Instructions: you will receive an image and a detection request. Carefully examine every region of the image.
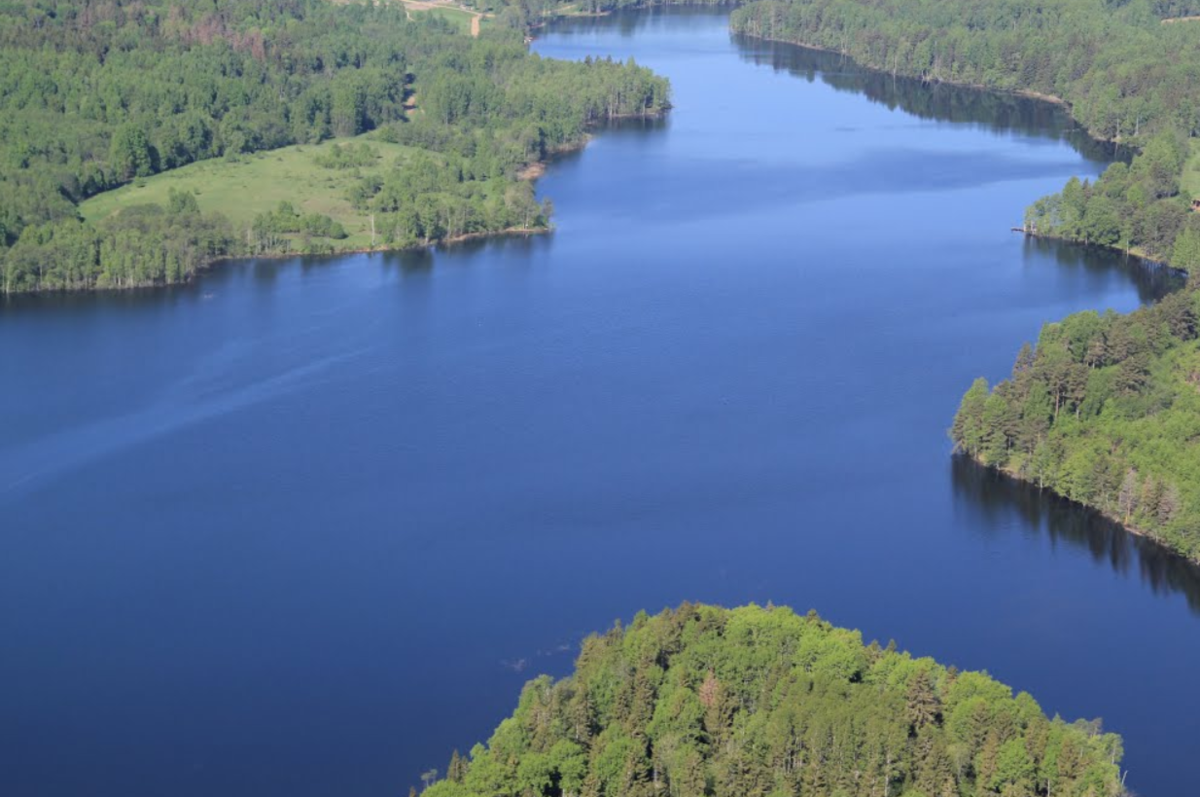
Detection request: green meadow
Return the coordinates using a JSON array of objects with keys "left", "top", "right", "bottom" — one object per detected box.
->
[
  {"left": 409, "top": 5, "right": 478, "bottom": 34},
  {"left": 80, "top": 134, "right": 417, "bottom": 249}
]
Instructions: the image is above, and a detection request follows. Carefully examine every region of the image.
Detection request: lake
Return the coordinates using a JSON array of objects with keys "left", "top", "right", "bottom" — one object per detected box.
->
[{"left": 1, "top": 8, "right": 1196, "bottom": 796}]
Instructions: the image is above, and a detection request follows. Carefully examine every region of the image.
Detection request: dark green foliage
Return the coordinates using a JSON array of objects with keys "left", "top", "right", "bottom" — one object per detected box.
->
[
  {"left": 422, "top": 604, "right": 1125, "bottom": 797},
  {"left": 952, "top": 288, "right": 1200, "bottom": 559},
  {"left": 0, "top": 0, "right": 669, "bottom": 293},
  {"left": 730, "top": 0, "right": 1200, "bottom": 144},
  {"left": 1027, "top": 132, "right": 1195, "bottom": 263}
]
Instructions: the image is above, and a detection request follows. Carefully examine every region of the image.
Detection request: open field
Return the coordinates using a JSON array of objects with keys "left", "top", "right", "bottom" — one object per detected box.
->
[
  {"left": 409, "top": 3, "right": 480, "bottom": 34},
  {"left": 1183, "top": 138, "right": 1200, "bottom": 198},
  {"left": 81, "top": 134, "right": 417, "bottom": 249},
  {"left": 330, "top": 0, "right": 486, "bottom": 36}
]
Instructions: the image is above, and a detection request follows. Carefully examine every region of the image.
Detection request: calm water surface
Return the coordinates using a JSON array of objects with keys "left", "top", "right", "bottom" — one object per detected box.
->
[{"left": 2, "top": 9, "right": 1196, "bottom": 797}]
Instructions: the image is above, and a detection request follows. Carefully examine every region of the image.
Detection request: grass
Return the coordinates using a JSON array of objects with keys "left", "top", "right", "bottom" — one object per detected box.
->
[
  {"left": 80, "top": 134, "right": 416, "bottom": 249},
  {"left": 1182, "top": 138, "right": 1200, "bottom": 199},
  {"left": 410, "top": 5, "right": 477, "bottom": 33}
]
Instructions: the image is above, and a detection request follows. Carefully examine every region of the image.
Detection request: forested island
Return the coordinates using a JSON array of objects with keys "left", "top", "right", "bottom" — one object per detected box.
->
[
  {"left": 0, "top": 0, "right": 668, "bottom": 294},
  {"left": 419, "top": 604, "right": 1126, "bottom": 797}
]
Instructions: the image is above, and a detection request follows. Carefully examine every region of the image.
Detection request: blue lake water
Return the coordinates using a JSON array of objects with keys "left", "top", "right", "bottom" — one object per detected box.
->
[{"left": 1, "top": 8, "right": 1195, "bottom": 796}]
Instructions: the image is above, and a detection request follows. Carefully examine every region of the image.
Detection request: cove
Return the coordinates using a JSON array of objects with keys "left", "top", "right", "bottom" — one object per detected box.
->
[{"left": 0, "top": 8, "right": 1195, "bottom": 797}]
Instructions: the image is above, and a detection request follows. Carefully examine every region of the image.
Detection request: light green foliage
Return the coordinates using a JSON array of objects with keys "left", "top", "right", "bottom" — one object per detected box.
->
[
  {"left": 421, "top": 604, "right": 1126, "bottom": 797},
  {"left": 953, "top": 288, "right": 1200, "bottom": 559},
  {"left": 1028, "top": 131, "right": 1195, "bottom": 264},
  {"left": 1182, "top": 139, "right": 1200, "bottom": 198},
  {"left": 81, "top": 134, "right": 411, "bottom": 250}
]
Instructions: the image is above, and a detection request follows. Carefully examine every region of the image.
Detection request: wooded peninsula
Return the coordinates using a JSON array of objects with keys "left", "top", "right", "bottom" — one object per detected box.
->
[
  {"left": 0, "top": 0, "right": 669, "bottom": 294},
  {"left": 418, "top": 604, "right": 1126, "bottom": 797}
]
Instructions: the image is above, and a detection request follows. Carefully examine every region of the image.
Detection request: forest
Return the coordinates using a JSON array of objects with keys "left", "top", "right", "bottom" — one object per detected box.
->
[
  {"left": 952, "top": 288, "right": 1200, "bottom": 561},
  {"left": 419, "top": 603, "right": 1125, "bottom": 797},
  {"left": 0, "top": 0, "right": 668, "bottom": 293},
  {"left": 1025, "top": 133, "right": 1200, "bottom": 269},
  {"left": 730, "top": 0, "right": 1200, "bottom": 144}
]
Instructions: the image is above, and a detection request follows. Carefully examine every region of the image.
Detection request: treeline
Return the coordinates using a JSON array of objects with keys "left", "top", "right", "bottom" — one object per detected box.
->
[
  {"left": 730, "top": 0, "right": 1200, "bottom": 144},
  {"left": 1026, "top": 131, "right": 1200, "bottom": 269},
  {"left": 952, "top": 289, "right": 1200, "bottom": 560},
  {"left": 0, "top": 0, "right": 669, "bottom": 293},
  {"left": 0, "top": 192, "right": 234, "bottom": 293},
  {"left": 421, "top": 603, "right": 1125, "bottom": 797}
]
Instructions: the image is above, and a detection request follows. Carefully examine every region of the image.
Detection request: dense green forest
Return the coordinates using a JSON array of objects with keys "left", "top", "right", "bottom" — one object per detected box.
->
[
  {"left": 730, "top": 0, "right": 1200, "bottom": 144},
  {"left": 952, "top": 289, "right": 1200, "bottom": 560},
  {"left": 1025, "top": 133, "right": 1200, "bottom": 269},
  {"left": 0, "top": 0, "right": 668, "bottom": 294},
  {"left": 420, "top": 604, "right": 1125, "bottom": 797}
]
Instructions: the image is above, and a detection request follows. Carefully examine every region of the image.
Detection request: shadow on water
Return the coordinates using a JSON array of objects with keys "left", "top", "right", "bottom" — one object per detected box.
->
[
  {"left": 951, "top": 455, "right": 1200, "bottom": 615},
  {"left": 732, "top": 34, "right": 1130, "bottom": 166},
  {"left": 1020, "top": 235, "right": 1186, "bottom": 304},
  {"left": 0, "top": 279, "right": 208, "bottom": 317}
]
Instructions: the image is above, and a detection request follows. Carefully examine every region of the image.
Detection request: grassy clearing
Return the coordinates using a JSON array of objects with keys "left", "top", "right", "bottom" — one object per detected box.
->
[
  {"left": 1182, "top": 138, "right": 1200, "bottom": 198},
  {"left": 80, "top": 134, "right": 416, "bottom": 249},
  {"left": 410, "top": 5, "right": 477, "bottom": 33}
]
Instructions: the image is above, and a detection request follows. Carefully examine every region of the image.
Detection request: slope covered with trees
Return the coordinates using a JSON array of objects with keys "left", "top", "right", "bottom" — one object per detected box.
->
[
  {"left": 421, "top": 603, "right": 1126, "bottom": 797},
  {"left": 0, "top": 0, "right": 668, "bottom": 294},
  {"left": 952, "top": 289, "right": 1200, "bottom": 561},
  {"left": 729, "top": 0, "right": 1200, "bottom": 145}
]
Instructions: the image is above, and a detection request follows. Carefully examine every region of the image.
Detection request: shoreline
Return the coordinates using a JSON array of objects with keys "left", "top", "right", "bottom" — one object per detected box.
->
[
  {"left": 1012, "top": 228, "right": 1190, "bottom": 278},
  {"left": 964, "top": 452, "right": 1199, "bottom": 564},
  {"left": 0, "top": 225, "right": 556, "bottom": 298},
  {"left": 730, "top": 29, "right": 1125, "bottom": 145},
  {"left": 2, "top": 116, "right": 659, "bottom": 297}
]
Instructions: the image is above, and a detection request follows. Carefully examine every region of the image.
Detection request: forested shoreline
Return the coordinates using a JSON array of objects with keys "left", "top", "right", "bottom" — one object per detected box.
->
[
  {"left": 419, "top": 604, "right": 1126, "bottom": 797},
  {"left": 724, "top": 0, "right": 1200, "bottom": 561},
  {"left": 0, "top": 0, "right": 669, "bottom": 294},
  {"left": 730, "top": 0, "right": 1200, "bottom": 145},
  {"left": 952, "top": 289, "right": 1200, "bottom": 561},
  {"left": 1024, "top": 134, "right": 1200, "bottom": 271}
]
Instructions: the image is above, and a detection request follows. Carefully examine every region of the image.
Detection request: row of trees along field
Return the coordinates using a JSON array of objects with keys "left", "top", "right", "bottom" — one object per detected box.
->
[
  {"left": 730, "top": 0, "right": 1200, "bottom": 144},
  {"left": 952, "top": 289, "right": 1200, "bottom": 561},
  {"left": 0, "top": 0, "right": 669, "bottom": 294},
  {"left": 418, "top": 603, "right": 1126, "bottom": 797},
  {"left": 1025, "top": 132, "right": 1200, "bottom": 269}
]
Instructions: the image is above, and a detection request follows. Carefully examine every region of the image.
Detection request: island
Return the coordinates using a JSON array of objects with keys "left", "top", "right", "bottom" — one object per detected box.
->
[{"left": 418, "top": 603, "right": 1126, "bottom": 797}]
